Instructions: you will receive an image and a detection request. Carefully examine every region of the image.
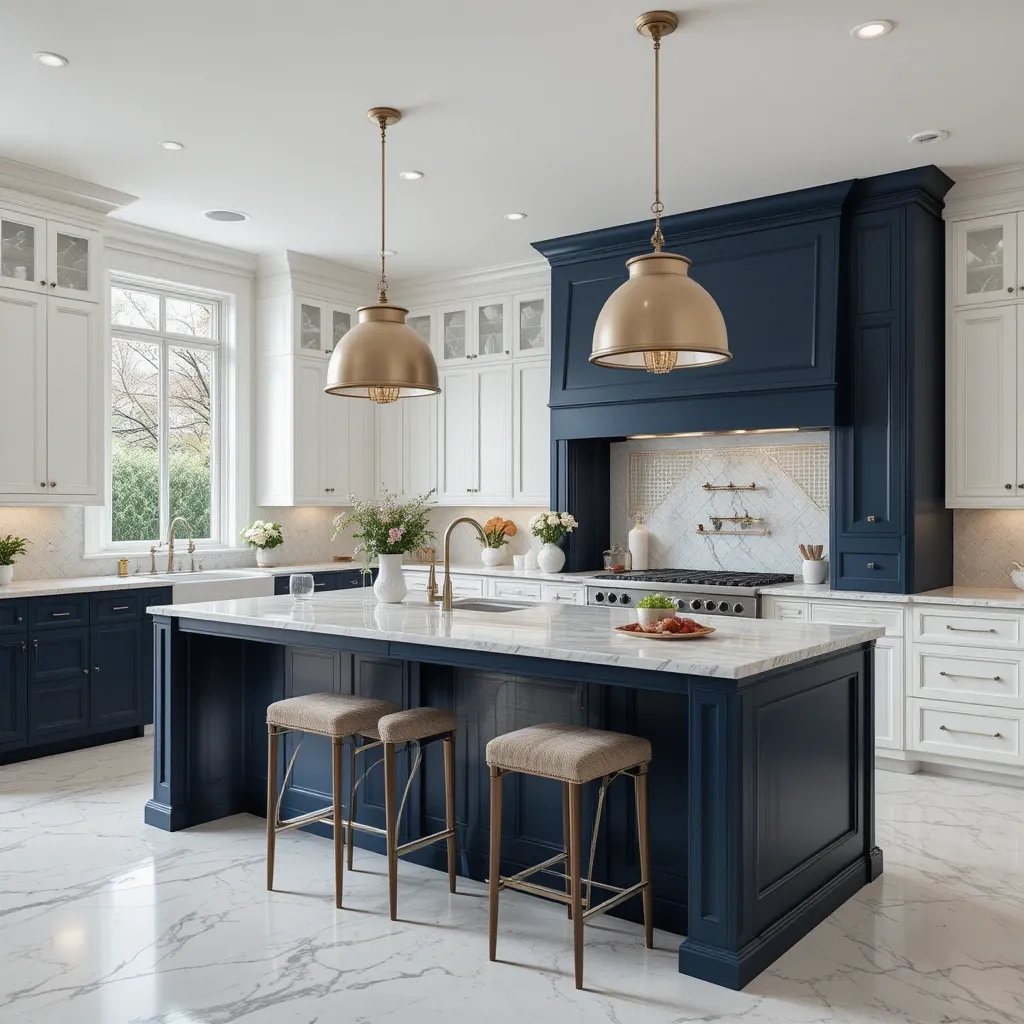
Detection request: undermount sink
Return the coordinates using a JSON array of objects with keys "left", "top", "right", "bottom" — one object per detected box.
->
[
  {"left": 451, "top": 598, "right": 534, "bottom": 613},
  {"left": 164, "top": 569, "right": 275, "bottom": 604}
]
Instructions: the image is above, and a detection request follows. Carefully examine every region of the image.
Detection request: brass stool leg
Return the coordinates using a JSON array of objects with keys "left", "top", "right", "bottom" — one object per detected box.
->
[
  {"left": 332, "top": 737, "right": 344, "bottom": 909},
  {"left": 568, "top": 782, "right": 584, "bottom": 989},
  {"left": 347, "top": 737, "right": 358, "bottom": 871},
  {"left": 488, "top": 765, "right": 503, "bottom": 962},
  {"left": 636, "top": 764, "right": 654, "bottom": 949},
  {"left": 443, "top": 733, "right": 457, "bottom": 893},
  {"left": 562, "top": 783, "right": 572, "bottom": 920},
  {"left": 384, "top": 741, "right": 399, "bottom": 920},
  {"left": 266, "top": 725, "right": 278, "bottom": 892}
]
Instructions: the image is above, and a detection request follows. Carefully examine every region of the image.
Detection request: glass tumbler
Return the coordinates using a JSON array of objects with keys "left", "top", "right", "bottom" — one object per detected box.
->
[{"left": 289, "top": 573, "right": 314, "bottom": 600}]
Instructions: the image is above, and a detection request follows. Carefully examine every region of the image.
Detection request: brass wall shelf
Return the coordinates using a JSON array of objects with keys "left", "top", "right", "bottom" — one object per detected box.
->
[
  {"left": 702, "top": 482, "right": 759, "bottom": 492},
  {"left": 696, "top": 524, "right": 772, "bottom": 536}
]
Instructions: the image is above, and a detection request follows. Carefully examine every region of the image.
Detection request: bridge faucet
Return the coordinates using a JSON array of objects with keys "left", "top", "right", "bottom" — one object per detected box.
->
[
  {"left": 166, "top": 517, "right": 195, "bottom": 574},
  {"left": 432, "top": 517, "right": 487, "bottom": 611}
]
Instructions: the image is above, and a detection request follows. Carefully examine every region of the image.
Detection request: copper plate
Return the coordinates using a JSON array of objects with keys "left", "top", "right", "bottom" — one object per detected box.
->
[{"left": 614, "top": 625, "right": 716, "bottom": 641}]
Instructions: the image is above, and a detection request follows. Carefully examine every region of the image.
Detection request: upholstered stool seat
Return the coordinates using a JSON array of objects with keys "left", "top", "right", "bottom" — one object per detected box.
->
[
  {"left": 486, "top": 722, "right": 653, "bottom": 990},
  {"left": 485, "top": 723, "right": 651, "bottom": 784},
  {"left": 375, "top": 706, "right": 458, "bottom": 744},
  {"left": 267, "top": 693, "right": 398, "bottom": 738}
]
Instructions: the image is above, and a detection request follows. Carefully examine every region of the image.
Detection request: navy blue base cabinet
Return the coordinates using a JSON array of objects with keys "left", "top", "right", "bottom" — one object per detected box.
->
[
  {"left": 0, "top": 585, "right": 170, "bottom": 764},
  {"left": 273, "top": 568, "right": 375, "bottom": 596}
]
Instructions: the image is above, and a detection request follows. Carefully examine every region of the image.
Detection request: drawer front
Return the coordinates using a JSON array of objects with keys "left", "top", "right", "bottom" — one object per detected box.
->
[
  {"left": 311, "top": 572, "right": 339, "bottom": 593},
  {"left": 338, "top": 569, "right": 374, "bottom": 589},
  {"left": 91, "top": 593, "right": 140, "bottom": 623},
  {"left": 907, "top": 697, "right": 1024, "bottom": 766},
  {"left": 764, "top": 598, "right": 808, "bottom": 622},
  {"left": 836, "top": 549, "right": 901, "bottom": 585},
  {"left": 491, "top": 579, "right": 543, "bottom": 602},
  {"left": 809, "top": 600, "right": 904, "bottom": 637},
  {"left": 0, "top": 600, "right": 27, "bottom": 633},
  {"left": 450, "top": 575, "right": 485, "bottom": 598},
  {"left": 541, "top": 584, "right": 584, "bottom": 606},
  {"left": 912, "top": 646, "right": 1024, "bottom": 708},
  {"left": 913, "top": 607, "right": 1022, "bottom": 648},
  {"left": 29, "top": 595, "right": 88, "bottom": 630}
]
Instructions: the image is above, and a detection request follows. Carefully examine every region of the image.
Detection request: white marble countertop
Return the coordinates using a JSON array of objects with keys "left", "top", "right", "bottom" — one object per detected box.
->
[
  {"left": 266, "top": 562, "right": 602, "bottom": 584},
  {"left": 757, "top": 582, "right": 912, "bottom": 603},
  {"left": 146, "top": 591, "right": 883, "bottom": 680},
  {"left": 913, "top": 586, "right": 1024, "bottom": 608},
  {"left": 0, "top": 573, "right": 182, "bottom": 599}
]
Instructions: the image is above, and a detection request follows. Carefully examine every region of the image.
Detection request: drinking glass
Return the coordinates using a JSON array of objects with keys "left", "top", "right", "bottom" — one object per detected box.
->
[
  {"left": 513, "top": 555, "right": 526, "bottom": 572},
  {"left": 289, "top": 573, "right": 314, "bottom": 600}
]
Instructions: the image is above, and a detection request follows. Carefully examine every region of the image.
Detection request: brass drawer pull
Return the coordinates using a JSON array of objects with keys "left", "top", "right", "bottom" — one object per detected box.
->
[
  {"left": 945, "top": 625, "right": 996, "bottom": 634},
  {"left": 939, "top": 670, "right": 1002, "bottom": 681},
  {"left": 939, "top": 724, "right": 1003, "bottom": 739}
]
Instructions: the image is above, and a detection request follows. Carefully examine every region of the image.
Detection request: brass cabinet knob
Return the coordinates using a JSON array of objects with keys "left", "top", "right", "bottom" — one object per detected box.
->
[{"left": 867, "top": 515, "right": 878, "bottom": 522}]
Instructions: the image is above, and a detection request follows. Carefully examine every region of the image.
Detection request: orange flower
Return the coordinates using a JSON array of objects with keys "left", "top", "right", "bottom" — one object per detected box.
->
[
  {"left": 503, "top": 520, "right": 517, "bottom": 537},
  {"left": 484, "top": 516, "right": 502, "bottom": 532}
]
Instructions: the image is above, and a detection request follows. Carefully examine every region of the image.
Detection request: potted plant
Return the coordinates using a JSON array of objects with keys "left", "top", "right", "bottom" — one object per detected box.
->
[
  {"left": 240, "top": 520, "right": 284, "bottom": 567},
  {"left": 480, "top": 517, "right": 517, "bottom": 567},
  {"left": 0, "top": 534, "right": 27, "bottom": 586},
  {"left": 636, "top": 593, "right": 676, "bottom": 628},
  {"left": 528, "top": 511, "right": 579, "bottom": 574},
  {"left": 332, "top": 490, "right": 436, "bottom": 603}
]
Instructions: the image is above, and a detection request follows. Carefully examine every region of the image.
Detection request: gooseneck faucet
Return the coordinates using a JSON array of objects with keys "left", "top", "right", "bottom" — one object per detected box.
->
[
  {"left": 166, "top": 516, "right": 195, "bottom": 573},
  {"left": 432, "top": 517, "right": 487, "bottom": 611}
]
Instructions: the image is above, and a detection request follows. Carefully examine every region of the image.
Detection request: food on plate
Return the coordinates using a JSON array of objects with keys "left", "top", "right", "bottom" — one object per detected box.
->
[
  {"left": 661, "top": 617, "right": 682, "bottom": 633},
  {"left": 617, "top": 615, "right": 713, "bottom": 636}
]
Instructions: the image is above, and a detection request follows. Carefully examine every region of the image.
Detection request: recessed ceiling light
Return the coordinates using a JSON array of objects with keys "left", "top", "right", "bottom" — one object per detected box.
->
[
  {"left": 399, "top": 170, "right": 424, "bottom": 180},
  {"left": 33, "top": 51, "right": 68, "bottom": 67},
  {"left": 159, "top": 140, "right": 185, "bottom": 151},
  {"left": 851, "top": 20, "right": 894, "bottom": 40},
  {"left": 380, "top": 249, "right": 398, "bottom": 257},
  {"left": 504, "top": 212, "right": 527, "bottom": 221},
  {"left": 908, "top": 129, "right": 949, "bottom": 145},
  {"left": 204, "top": 209, "right": 249, "bottom": 222}
]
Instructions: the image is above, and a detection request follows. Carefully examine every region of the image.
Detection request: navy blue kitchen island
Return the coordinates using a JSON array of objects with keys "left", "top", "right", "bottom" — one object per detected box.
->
[{"left": 144, "top": 592, "right": 883, "bottom": 990}]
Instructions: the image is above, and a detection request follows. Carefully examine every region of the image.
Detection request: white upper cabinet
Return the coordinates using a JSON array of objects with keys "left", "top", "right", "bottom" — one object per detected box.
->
[
  {"left": 293, "top": 358, "right": 328, "bottom": 501},
  {"left": 0, "top": 290, "right": 46, "bottom": 494},
  {"left": 328, "top": 305, "right": 354, "bottom": 357},
  {"left": 375, "top": 396, "right": 437, "bottom": 499},
  {"left": 953, "top": 214, "right": 1020, "bottom": 307},
  {"left": 375, "top": 401, "right": 405, "bottom": 497},
  {"left": 438, "top": 368, "right": 475, "bottom": 499},
  {"left": 295, "top": 297, "right": 327, "bottom": 357},
  {"left": 513, "top": 359, "right": 550, "bottom": 504},
  {"left": 47, "top": 221, "right": 100, "bottom": 303},
  {"left": 475, "top": 364, "right": 513, "bottom": 499},
  {"left": 0, "top": 209, "right": 45, "bottom": 295},
  {"left": 406, "top": 309, "right": 435, "bottom": 351},
  {"left": 439, "top": 303, "right": 471, "bottom": 364},
  {"left": 513, "top": 292, "right": 548, "bottom": 356},
  {"left": 948, "top": 305, "right": 1021, "bottom": 506},
  {"left": 474, "top": 296, "right": 511, "bottom": 361}
]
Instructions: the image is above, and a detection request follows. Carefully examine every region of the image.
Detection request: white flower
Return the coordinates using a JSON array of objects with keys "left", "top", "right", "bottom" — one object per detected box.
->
[{"left": 546, "top": 512, "right": 560, "bottom": 525}]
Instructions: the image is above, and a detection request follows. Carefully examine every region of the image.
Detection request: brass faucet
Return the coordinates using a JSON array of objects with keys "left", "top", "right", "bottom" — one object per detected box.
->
[
  {"left": 430, "top": 517, "right": 487, "bottom": 611},
  {"left": 166, "top": 516, "right": 195, "bottom": 573}
]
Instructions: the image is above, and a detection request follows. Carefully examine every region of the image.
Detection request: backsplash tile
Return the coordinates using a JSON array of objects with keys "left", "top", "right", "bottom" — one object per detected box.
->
[
  {"left": 611, "top": 432, "right": 830, "bottom": 575},
  {"left": 954, "top": 509, "right": 1024, "bottom": 588}
]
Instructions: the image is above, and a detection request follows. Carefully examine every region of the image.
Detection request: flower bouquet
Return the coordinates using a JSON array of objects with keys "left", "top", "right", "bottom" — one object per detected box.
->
[
  {"left": 480, "top": 517, "right": 517, "bottom": 566},
  {"left": 240, "top": 520, "right": 283, "bottom": 567},
  {"left": 528, "top": 511, "right": 578, "bottom": 573}
]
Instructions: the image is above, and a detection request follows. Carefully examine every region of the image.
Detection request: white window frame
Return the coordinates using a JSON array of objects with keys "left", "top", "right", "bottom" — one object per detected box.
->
[{"left": 89, "top": 276, "right": 228, "bottom": 557}]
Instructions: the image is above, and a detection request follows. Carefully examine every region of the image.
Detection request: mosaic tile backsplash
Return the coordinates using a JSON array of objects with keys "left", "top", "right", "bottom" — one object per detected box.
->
[
  {"left": 0, "top": 504, "right": 547, "bottom": 581},
  {"left": 610, "top": 433, "right": 831, "bottom": 576},
  {"left": 953, "top": 509, "right": 1024, "bottom": 588}
]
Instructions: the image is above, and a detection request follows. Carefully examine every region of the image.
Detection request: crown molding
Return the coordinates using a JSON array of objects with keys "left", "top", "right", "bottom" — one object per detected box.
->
[
  {"left": 106, "top": 220, "right": 258, "bottom": 276},
  {"left": 944, "top": 164, "right": 1024, "bottom": 219},
  {"left": 395, "top": 258, "right": 550, "bottom": 306},
  {"left": 0, "top": 156, "right": 137, "bottom": 216}
]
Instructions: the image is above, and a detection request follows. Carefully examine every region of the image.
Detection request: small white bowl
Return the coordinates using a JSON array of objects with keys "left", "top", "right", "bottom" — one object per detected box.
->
[
  {"left": 1011, "top": 569, "right": 1024, "bottom": 592},
  {"left": 638, "top": 607, "right": 672, "bottom": 628}
]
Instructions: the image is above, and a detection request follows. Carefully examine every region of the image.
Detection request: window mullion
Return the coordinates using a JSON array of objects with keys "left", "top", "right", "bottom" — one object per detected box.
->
[{"left": 159, "top": 335, "right": 170, "bottom": 546}]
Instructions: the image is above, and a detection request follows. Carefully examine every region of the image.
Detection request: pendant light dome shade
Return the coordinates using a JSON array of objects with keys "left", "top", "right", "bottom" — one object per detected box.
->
[
  {"left": 325, "top": 303, "right": 439, "bottom": 401},
  {"left": 591, "top": 252, "right": 730, "bottom": 371}
]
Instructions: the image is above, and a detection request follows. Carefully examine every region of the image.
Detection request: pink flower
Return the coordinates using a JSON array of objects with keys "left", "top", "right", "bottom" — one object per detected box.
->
[{"left": 388, "top": 526, "right": 405, "bottom": 544}]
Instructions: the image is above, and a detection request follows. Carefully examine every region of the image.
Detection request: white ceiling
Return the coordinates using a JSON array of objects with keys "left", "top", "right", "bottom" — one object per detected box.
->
[{"left": 1, "top": 0, "right": 1021, "bottom": 279}]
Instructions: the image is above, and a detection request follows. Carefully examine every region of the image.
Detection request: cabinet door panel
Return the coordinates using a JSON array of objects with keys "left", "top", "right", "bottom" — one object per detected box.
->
[
  {"left": 46, "top": 296, "right": 101, "bottom": 498},
  {"left": 375, "top": 401, "right": 404, "bottom": 497},
  {"left": 873, "top": 637, "right": 903, "bottom": 751},
  {"left": 29, "top": 629, "right": 89, "bottom": 740},
  {"left": 438, "top": 369, "right": 474, "bottom": 499},
  {"left": 474, "top": 296, "right": 511, "bottom": 360},
  {"left": 324, "top": 394, "right": 353, "bottom": 502},
  {"left": 951, "top": 306, "right": 1017, "bottom": 500},
  {"left": 404, "top": 394, "right": 437, "bottom": 497},
  {"left": 513, "top": 360, "right": 549, "bottom": 504},
  {"left": 953, "top": 214, "right": 1017, "bottom": 307},
  {"left": 293, "top": 358, "right": 326, "bottom": 501},
  {"left": 295, "top": 298, "right": 327, "bottom": 356},
  {"left": 0, "top": 636, "right": 27, "bottom": 750},
  {"left": 475, "top": 364, "right": 512, "bottom": 501},
  {"left": 47, "top": 222, "right": 100, "bottom": 303},
  {"left": 0, "top": 208, "right": 46, "bottom": 295},
  {"left": 0, "top": 290, "right": 46, "bottom": 495},
  {"left": 91, "top": 622, "right": 141, "bottom": 728}
]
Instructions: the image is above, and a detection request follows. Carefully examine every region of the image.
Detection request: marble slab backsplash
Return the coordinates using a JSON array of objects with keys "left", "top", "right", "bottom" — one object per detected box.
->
[
  {"left": 610, "top": 432, "right": 831, "bottom": 576},
  {"left": 0, "top": 504, "right": 548, "bottom": 581}
]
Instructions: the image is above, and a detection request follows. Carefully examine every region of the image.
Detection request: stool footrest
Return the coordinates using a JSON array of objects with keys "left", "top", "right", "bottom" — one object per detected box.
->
[
  {"left": 397, "top": 828, "right": 454, "bottom": 858},
  {"left": 277, "top": 806, "right": 335, "bottom": 833},
  {"left": 582, "top": 880, "right": 649, "bottom": 920}
]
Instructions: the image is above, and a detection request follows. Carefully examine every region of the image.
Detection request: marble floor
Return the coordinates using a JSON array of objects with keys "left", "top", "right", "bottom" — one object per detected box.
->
[{"left": 1, "top": 741, "right": 1023, "bottom": 1024}]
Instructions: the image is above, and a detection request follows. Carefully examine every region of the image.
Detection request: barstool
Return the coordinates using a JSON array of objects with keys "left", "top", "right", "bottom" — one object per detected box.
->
[
  {"left": 266, "top": 693, "right": 458, "bottom": 918},
  {"left": 485, "top": 722, "right": 653, "bottom": 990}
]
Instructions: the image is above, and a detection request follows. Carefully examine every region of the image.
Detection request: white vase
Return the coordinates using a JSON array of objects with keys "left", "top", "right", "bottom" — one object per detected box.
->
[
  {"left": 374, "top": 553, "right": 408, "bottom": 604},
  {"left": 0, "top": 564, "right": 13, "bottom": 586},
  {"left": 481, "top": 546, "right": 505, "bottom": 568},
  {"left": 256, "top": 548, "right": 276, "bottom": 568},
  {"left": 537, "top": 542, "right": 565, "bottom": 574}
]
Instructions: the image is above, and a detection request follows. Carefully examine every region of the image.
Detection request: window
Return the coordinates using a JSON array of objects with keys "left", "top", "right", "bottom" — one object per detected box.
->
[{"left": 107, "top": 282, "right": 221, "bottom": 548}]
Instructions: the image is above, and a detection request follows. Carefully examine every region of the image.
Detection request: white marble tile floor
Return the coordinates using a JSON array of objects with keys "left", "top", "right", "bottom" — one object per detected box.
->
[{"left": 2, "top": 738, "right": 1023, "bottom": 1022}]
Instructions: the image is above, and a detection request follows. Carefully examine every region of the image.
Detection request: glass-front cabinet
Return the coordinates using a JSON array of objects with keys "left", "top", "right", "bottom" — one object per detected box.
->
[
  {"left": 0, "top": 209, "right": 45, "bottom": 295},
  {"left": 513, "top": 291, "right": 548, "bottom": 355},
  {"left": 47, "top": 222, "right": 100, "bottom": 302},
  {"left": 474, "top": 296, "right": 511, "bottom": 361},
  {"left": 406, "top": 309, "right": 435, "bottom": 352},
  {"left": 439, "top": 303, "right": 471, "bottom": 363},
  {"left": 295, "top": 298, "right": 326, "bottom": 356},
  {"left": 327, "top": 305, "right": 353, "bottom": 356},
  {"left": 953, "top": 214, "right": 1020, "bottom": 307}
]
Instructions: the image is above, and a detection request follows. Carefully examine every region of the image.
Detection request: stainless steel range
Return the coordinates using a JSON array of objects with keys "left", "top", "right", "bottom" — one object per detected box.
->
[{"left": 585, "top": 569, "right": 795, "bottom": 618}]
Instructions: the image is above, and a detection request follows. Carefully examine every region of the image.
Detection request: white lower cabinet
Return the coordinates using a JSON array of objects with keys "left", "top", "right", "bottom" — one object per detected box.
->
[
  {"left": 541, "top": 583, "right": 585, "bottom": 605},
  {"left": 0, "top": 289, "right": 101, "bottom": 503},
  {"left": 490, "top": 578, "right": 543, "bottom": 602},
  {"left": 907, "top": 697, "right": 1024, "bottom": 767},
  {"left": 871, "top": 637, "right": 904, "bottom": 751}
]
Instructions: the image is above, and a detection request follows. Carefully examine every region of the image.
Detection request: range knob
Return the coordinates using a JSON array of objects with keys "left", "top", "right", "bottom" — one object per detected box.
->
[
  {"left": 704, "top": 600, "right": 718, "bottom": 611},
  {"left": 718, "top": 601, "right": 730, "bottom": 613},
  {"left": 594, "top": 591, "right": 605, "bottom": 603},
  {"left": 607, "top": 593, "right": 618, "bottom": 604},
  {"left": 733, "top": 603, "right": 744, "bottom": 615},
  {"left": 619, "top": 593, "right": 631, "bottom": 605},
  {"left": 690, "top": 599, "right": 702, "bottom": 611}
]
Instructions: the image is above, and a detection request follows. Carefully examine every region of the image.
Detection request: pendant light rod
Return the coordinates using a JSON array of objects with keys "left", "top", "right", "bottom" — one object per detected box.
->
[{"left": 367, "top": 106, "right": 401, "bottom": 304}]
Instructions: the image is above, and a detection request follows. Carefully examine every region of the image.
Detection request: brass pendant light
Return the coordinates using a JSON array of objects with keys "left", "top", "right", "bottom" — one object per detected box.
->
[
  {"left": 591, "top": 12, "right": 730, "bottom": 374},
  {"left": 325, "top": 107, "right": 439, "bottom": 403}
]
